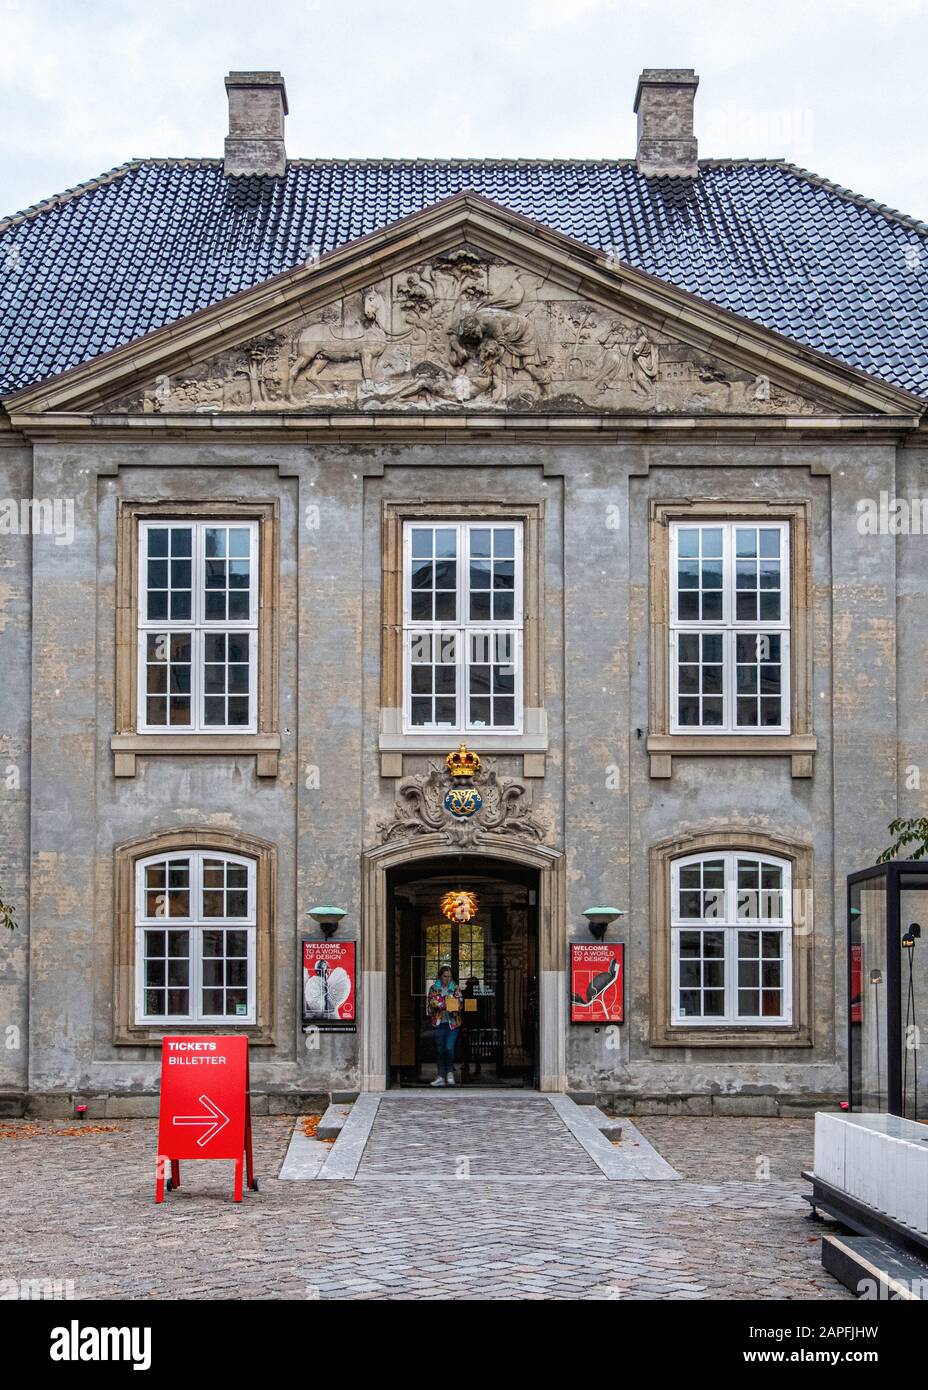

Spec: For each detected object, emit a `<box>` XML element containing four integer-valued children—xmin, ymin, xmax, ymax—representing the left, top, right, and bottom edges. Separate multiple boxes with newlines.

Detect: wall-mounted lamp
<box><xmin>308</xmin><ymin>905</ymin><xmax>347</xmax><ymax>939</ymax></box>
<box><xmin>582</xmin><ymin>906</ymin><xmax>625</xmax><ymax>941</ymax></box>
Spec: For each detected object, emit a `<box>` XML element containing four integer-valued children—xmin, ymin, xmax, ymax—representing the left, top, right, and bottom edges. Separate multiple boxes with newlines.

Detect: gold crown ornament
<box><xmin>446</xmin><ymin>742</ymin><xmax>480</xmax><ymax>780</ymax></box>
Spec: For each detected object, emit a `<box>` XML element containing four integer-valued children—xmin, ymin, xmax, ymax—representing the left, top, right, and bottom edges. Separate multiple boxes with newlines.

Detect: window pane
<box><xmin>145</xmin><ymin>527</ymin><xmax>193</xmax><ymax>624</ymax></box>
<box><xmin>199</xmin><ymin>925</ymin><xmax>251</xmax><ymax>1018</ymax></box>
<box><xmin>735</xmin><ymin>633</ymin><xmax>782</xmax><ymax>729</ymax></box>
<box><xmin>145</xmin><ymin>633</ymin><xmax>193</xmax><ymax>729</ymax></box>
<box><xmin>678</xmin><ymin>560</ymin><xmax>699</xmax><ymax>590</ymax></box>
<box><xmin>409</xmin><ymin>630</ymin><xmax>458</xmax><ymax>727</ymax></box>
<box><xmin>467</xmin><ymin>631</ymin><xmax>517</xmax><ymax>728</ymax></box>
<box><xmin>762</xmin><ymin>960</ymin><xmax>782</xmax><ymax>988</ymax></box>
<box><xmin>738</xmin><ymin>960</ymin><xmax>759</xmax><ymax>987</ymax></box>
<box><xmin>701</xmin><ymin>591</ymin><xmax>723</xmax><ymax>621</ymax></box>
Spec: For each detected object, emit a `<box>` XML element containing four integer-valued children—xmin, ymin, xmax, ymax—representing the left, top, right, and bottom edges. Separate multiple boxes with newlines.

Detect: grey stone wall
<box><xmin>0</xmin><ymin>445</ymin><xmax>33</xmax><ymax>1110</ymax></box>
<box><xmin>7</xmin><ymin>436</ymin><xmax>924</xmax><ymax>1111</ymax></box>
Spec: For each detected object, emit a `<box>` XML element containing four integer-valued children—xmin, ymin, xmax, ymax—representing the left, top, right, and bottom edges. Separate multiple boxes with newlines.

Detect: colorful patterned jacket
<box><xmin>427</xmin><ymin>982</ymin><xmax>464</xmax><ymax>1030</ymax></box>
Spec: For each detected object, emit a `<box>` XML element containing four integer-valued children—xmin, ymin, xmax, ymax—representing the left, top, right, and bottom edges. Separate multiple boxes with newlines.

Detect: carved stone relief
<box><xmin>105</xmin><ymin>247</ymin><xmax>825</xmax><ymax>415</ymax></box>
<box><xmin>378</xmin><ymin>757</ymin><xmax>548</xmax><ymax>849</ymax></box>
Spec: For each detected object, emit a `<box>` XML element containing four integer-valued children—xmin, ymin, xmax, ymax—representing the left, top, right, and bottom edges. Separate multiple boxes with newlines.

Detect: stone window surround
<box><xmin>111</xmin><ymin>498</ymin><xmax>280</xmax><ymax>778</ymax></box>
<box><xmin>648</xmin><ymin>499</ymin><xmax>815</xmax><ymax>778</ymax></box>
<box><xmin>379</xmin><ymin>499</ymin><xmax>547</xmax><ymax>778</ymax></box>
<box><xmin>649</xmin><ymin>827</ymin><xmax>814</xmax><ymax>1048</ymax></box>
<box><xmin>113</xmin><ymin>826</ymin><xmax>277</xmax><ymax>1046</ymax></box>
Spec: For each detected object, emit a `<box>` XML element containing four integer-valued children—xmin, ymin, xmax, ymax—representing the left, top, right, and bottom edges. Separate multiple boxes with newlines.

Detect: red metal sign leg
<box><xmin>171</xmin><ymin>1159</ymin><xmax>181</xmax><ymax>1189</ymax></box>
<box><xmin>234</xmin><ymin>1156</ymin><xmax>244</xmax><ymax>1202</ymax></box>
<box><xmin>245</xmin><ymin>1095</ymin><xmax>256</xmax><ymax>1191</ymax></box>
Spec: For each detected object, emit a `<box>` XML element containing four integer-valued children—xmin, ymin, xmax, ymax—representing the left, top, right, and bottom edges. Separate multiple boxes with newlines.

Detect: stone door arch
<box><xmin>360</xmin><ymin>834</ymin><xmax>566</xmax><ymax>1091</ymax></box>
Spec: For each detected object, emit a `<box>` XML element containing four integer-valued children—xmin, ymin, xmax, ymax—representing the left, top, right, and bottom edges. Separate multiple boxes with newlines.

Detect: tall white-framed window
<box><xmin>402</xmin><ymin>520</ymin><xmax>523</xmax><ymax>734</ymax></box>
<box><xmin>670</xmin><ymin>850</ymin><xmax>793</xmax><ymax>1025</ymax></box>
<box><xmin>134</xmin><ymin>849</ymin><xmax>257</xmax><ymax>1024</ymax></box>
<box><xmin>669</xmin><ymin>520</ymin><xmax>790</xmax><ymax>733</ymax></box>
<box><xmin>137</xmin><ymin>519</ymin><xmax>259</xmax><ymax>734</ymax></box>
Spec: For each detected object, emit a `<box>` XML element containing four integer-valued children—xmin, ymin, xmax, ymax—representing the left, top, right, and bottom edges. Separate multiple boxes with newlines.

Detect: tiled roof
<box><xmin>2</xmin><ymin>157</ymin><xmax>928</xmax><ymax>398</ymax></box>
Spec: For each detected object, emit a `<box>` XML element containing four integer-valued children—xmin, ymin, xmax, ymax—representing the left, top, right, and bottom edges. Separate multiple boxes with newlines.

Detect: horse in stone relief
<box><xmin>288</xmin><ymin>288</ymin><xmax>407</xmax><ymax>398</ymax></box>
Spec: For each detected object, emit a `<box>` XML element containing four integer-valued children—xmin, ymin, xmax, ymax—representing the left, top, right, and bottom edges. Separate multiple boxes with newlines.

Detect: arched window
<box><xmin>134</xmin><ymin>849</ymin><xmax>257</xmax><ymax>1025</ymax></box>
<box><xmin>670</xmin><ymin>850</ymin><xmax>792</xmax><ymax>1025</ymax></box>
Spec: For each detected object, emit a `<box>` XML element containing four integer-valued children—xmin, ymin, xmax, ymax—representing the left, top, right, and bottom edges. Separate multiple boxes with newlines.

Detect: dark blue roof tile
<box><xmin>2</xmin><ymin>157</ymin><xmax>927</xmax><ymax>397</ymax></box>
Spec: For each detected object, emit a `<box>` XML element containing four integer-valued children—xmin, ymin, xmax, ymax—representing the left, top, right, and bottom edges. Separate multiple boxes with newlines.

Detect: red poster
<box><xmin>850</xmin><ymin>942</ymin><xmax>862</xmax><ymax>1024</ymax></box>
<box><xmin>303</xmin><ymin>939</ymin><xmax>356</xmax><ymax>1028</ymax></box>
<box><xmin>155</xmin><ymin>1035</ymin><xmax>255</xmax><ymax>1203</ymax></box>
<box><xmin>570</xmin><ymin>942</ymin><xmax>624</xmax><ymax>1024</ymax></box>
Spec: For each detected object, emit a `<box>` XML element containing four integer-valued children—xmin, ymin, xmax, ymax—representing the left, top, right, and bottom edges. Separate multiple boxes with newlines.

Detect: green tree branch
<box><xmin>877</xmin><ymin>818</ymin><xmax>928</xmax><ymax>864</ymax></box>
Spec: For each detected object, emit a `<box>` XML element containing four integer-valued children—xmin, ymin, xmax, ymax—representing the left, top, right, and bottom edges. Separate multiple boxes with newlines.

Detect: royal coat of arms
<box><xmin>378</xmin><ymin>743</ymin><xmax>546</xmax><ymax>848</ymax></box>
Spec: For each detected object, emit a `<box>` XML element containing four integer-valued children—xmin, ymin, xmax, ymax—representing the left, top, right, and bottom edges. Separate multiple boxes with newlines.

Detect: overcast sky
<box><xmin>2</xmin><ymin>0</ymin><xmax>927</xmax><ymax>223</ymax></box>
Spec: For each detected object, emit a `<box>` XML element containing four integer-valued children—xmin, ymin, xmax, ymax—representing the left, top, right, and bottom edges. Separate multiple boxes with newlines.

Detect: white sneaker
<box><xmin>446</xmin><ymin>1073</ymin><xmax>456</xmax><ymax>1086</ymax></box>
<box><xmin>430</xmin><ymin>1076</ymin><xmax>446</xmax><ymax>1087</ymax></box>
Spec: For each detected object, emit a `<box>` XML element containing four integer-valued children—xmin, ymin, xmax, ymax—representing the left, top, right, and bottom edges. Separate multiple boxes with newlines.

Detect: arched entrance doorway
<box><xmin>388</xmin><ymin>856</ymin><xmax>539</xmax><ymax>1087</ymax></box>
<box><xmin>360</xmin><ymin>835</ymin><xmax>566</xmax><ymax>1092</ymax></box>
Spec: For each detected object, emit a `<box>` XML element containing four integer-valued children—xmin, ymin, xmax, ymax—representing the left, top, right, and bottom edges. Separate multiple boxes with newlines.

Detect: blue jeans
<box><xmin>434</xmin><ymin>1020</ymin><xmax>459</xmax><ymax>1078</ymax></box>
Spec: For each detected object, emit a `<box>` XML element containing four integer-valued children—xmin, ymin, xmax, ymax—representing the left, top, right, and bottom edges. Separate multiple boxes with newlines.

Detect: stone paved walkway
<box><xmin>0</xmin><ymin>1115</ymin><xmax>850</xmax><ymax>1300</ymax></box>
<box><xmin>356</xmin><ymin>1096</ymin><xmax>604</xmax><ymax>1178</ymax></box>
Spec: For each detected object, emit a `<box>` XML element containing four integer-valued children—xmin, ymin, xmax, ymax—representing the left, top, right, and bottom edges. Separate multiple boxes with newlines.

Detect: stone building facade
<box><xmin>1</xmin><ymin>69</ymin><xmax>926</xmax><ymax>1115</ymax></box>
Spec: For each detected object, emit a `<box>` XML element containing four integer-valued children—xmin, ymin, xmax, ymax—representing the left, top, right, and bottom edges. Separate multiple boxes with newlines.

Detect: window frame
<box><xmin>401</xmin><ymin>518</ymin><xmax>525</xmax><ymax>736</ymax></box>
<box><xmin>133</xmin><ymin>849</ymin><xmax>257</xmax><ymax>1026</ymax></box>
<box><xmin>114</xmin><ymin>826</ymin><xmax>277</xmax><ymax>1046</ymax></box>
<box><xmin>668</xmin><ymin>519</ymin><xmax>791</xmax><ymax>736</ymax></box>
<box><xmin>647</xmin><ymin>500</ymin><xmax>816</xmax><ymax>779</ymax></box>
<box><xmin>136</xmin><ymin>518</ymin><xmax>259</xmax><ymax>736</ymax></box>
<box><xmin>669</xmin><ymin>850</ymin><xmax>794</xmax><ymax>1027</ymax></box>
<box><xmin>112</xmin><ymin>499</ymin><xmax>281</xmax><ymax>777</ymax></box>
<box><xmin>648</xmin><ymin>828</ymin><xmax>813</xmax><ymax>1048</ymax></box>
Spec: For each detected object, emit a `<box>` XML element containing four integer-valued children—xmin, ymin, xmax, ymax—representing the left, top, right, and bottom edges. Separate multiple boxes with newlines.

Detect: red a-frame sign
<box><xmin>155</xmin><ymin>1036</ymin><xmax>256</xmax><ymax>1203</ymax></box>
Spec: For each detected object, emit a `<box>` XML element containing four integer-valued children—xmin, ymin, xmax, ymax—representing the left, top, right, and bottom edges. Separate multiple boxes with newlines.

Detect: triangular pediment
<box><xmin>5</xmin><ymin>193</ymin><xmax>920</xmax><ymax>422</ymax></box>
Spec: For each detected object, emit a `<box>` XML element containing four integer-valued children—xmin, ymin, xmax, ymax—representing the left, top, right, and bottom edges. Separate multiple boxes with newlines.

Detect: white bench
<box><xmin>814</xmin><ymin>1112</ymin><xmax>928</xmax><ymax>1236</ymax></box>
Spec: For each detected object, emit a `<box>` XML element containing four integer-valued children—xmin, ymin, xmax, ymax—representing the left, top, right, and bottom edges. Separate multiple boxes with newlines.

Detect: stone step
<box><xmin>577</xmin><ymin>1102</ymin><xmax>623</xmax><ymax>1143</ymax></box>
<box><xmin>316</xmin><ymin>1101</ymin><xmax>353</xmax><ymax>1141</ymax></box>
<box><xmin>822</xmin><ymin>1232</ymin><xmax>928</xmax><ymax>1300</ymax></box>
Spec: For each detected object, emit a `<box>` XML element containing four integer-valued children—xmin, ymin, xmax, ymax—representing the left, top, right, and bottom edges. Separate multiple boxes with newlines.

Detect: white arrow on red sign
<box><xmin>172</xmin><ymin>1094</ymin><xmax>230</xmax><ymax>1148</ymax></box>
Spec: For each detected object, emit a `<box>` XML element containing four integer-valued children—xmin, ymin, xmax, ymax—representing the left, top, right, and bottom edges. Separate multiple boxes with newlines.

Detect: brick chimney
<box><xmin>223</xmin><ymin>71</ymin><xmax>288</xmax><ymax>178</ymax></box>
<box><xmin>634</xmin><ymin>69</ymin><xmax>699</xmax><ymax>178</ymax></box>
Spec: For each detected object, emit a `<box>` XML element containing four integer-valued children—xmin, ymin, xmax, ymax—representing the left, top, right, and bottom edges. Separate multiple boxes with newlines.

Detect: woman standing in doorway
<box><xmin>427</xmin><ymin>966</ymin><xmax>464</xmax><ymax>1086</ymax></box>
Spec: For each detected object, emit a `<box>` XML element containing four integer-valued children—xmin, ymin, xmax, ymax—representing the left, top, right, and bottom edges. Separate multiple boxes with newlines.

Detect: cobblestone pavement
<box><xmin>0</xmin><ymin>1115</ymin><xmax>849</xmax><ymax>1300</ymax></box>
<box><xmin>357</xmin><ymin>1096</ymin><xmax>604</xmax><ymax>1177</ymax></box>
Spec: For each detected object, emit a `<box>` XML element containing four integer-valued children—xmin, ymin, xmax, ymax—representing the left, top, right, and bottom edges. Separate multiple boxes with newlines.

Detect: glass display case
<box><xmin>848</xmin><ymin>862</ymin><xmax>928</xmax><ymax>1120</ymax></box>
